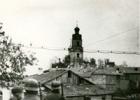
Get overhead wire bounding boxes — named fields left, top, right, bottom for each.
left=85, top=27, right=138, bottom=48
left=19, top=27, right=140, bottom=55
left=20, top=45, right=140, bottom=55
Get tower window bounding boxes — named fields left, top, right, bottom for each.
left=77, top=53, right=80, bottom=58
left=77, top=41, right=80, bottom=46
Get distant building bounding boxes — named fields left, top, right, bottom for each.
left=27, top=66, right=140, bottom=100
left=104, top=59, right=115, bottom=67
left=72, top=66, right=140, bottom=99
left=118, top=67, right=140, bottom=91
left=68, top=26, right=83, bottom=66
left=26, top=69, right=114, bottom=100
left=70, top=67, right=122, bottom=91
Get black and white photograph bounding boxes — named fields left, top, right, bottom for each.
left=0, top=0, right=140, bottom=100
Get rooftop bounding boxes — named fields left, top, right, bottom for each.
left=63, top=84, right=114, bottom=97
left=70, top=66, right=140, bottom=78
left=25, top=69, right=67, bottom=84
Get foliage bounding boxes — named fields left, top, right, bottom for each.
left=97, top=59, right=104, bottom=68
left=121, top=61, right=128, bottom=67
left=51, top=58, right=67, bottom=68
left=51, top=55, right=70, bottom=68
left=89, top=58, right=96, bottom=65
left=51, top=55, right=97, bottom=68
left=0, top=29, right=37, bottom=85
left=63, top=55, right=70, bottom=66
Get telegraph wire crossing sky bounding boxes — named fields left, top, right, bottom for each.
left=0, top=0, right=139, bottom=75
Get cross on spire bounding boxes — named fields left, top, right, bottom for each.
left=76, top=20, right=78, bottom=27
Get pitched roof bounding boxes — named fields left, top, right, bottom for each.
left=25, top=69, right=115, bottom=96
left=70, top=67, right=122, bottom=78
left=25, top=69, right=67, bottom=84
left=117, top=67, right=140, bottom=74
left=25, top=69, right=95, bottom=85
left=69, top=67, right=97, bottom=78
left=92, top=67, right=123, bottom=75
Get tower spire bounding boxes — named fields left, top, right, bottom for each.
left=74, top=20, right=80, bottom=34
left=69, top=25, right=83, bottom=66
left=76, top=20, right=78, bottom=27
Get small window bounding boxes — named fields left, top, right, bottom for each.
left=102, top=96, right=105, bottom=100
left=77, top=53, right=80, bottom=58
left=134, top=68, right=138, bottom=71
left=78, top=77, right=82, bottom=84
left=0, top=91, right=2, bottom=95
left=84, top=96, right=91, bottom=100
left=116, top=68, right=120, bottom=71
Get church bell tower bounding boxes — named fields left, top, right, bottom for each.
left=68, top=26, right=83, bottom=66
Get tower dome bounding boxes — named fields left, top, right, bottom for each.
left=74, top=27, right=80, bottom=34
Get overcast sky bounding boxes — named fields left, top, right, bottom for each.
left=0, top=0, right=140, bottom=75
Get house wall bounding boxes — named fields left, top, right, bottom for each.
left=88, top=72, right=140, bottom=92
left=125, top=74, right=140, bottom=90
left=90, top=73, right=140, bottom=91
left=91, top=95, right=112, bottom=100
left=47, top=71, right=89, bottom=85
left=66, top=97, right=83, bottom=100
left=106, top=75, right=120, bottom=91
left=89, top=74, right=123, bottom=91
left=119, top=80, right=129, bottom=90
left=91, top=96, right=102, bottom=100
left=89, top=74, right=119, bottom=90
left=105, top=95, right=112, bottom=100
left=89, top=75, right=106, bottom=84
left=65, top=95, right=112, bottom=100
left=128, top=74, right=140, bottom=81
left=118, top=74, right=140, bottom=91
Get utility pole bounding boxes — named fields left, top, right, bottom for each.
left=39, top=82, right=42, bottom=100
left=61, top=83, right=64, bottom=97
